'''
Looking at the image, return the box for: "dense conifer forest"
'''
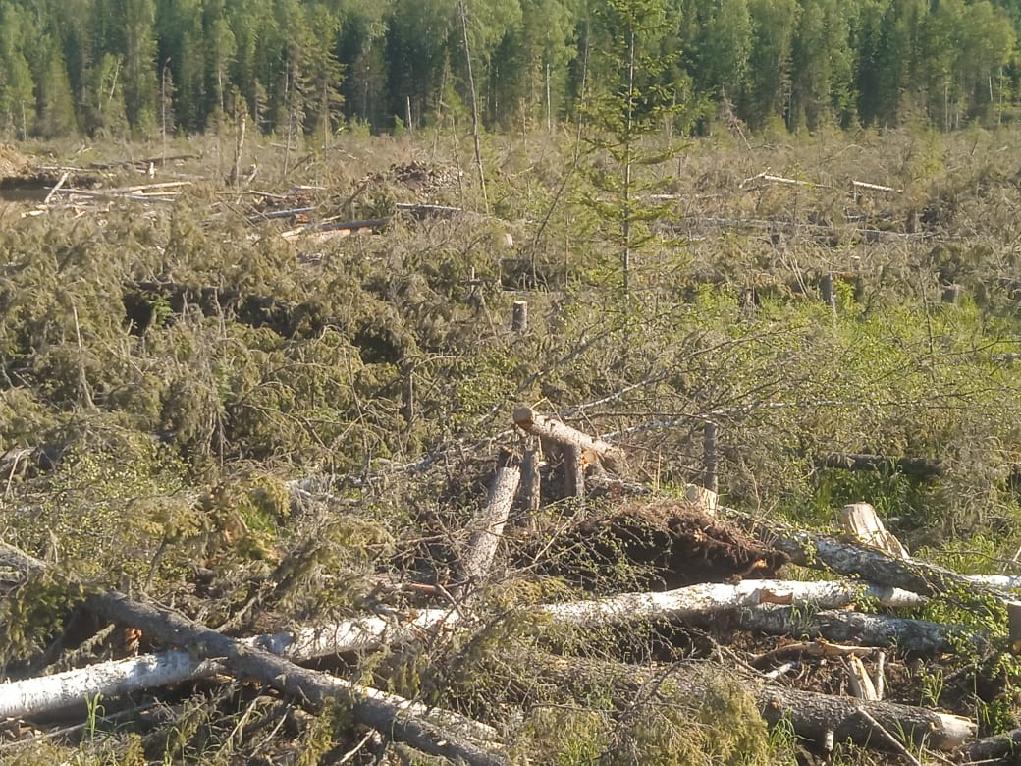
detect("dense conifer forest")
[0,0,1020,138]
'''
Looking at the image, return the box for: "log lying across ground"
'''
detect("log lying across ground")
[512,406,628,473]
[0,544,505,766]
[954,728,1021,763]
[87,592,506,766]
[544,655,976,752]
[816,452,944,479]
[721,507,1012,609]
[719,603,983,654]
[0,579,939,720]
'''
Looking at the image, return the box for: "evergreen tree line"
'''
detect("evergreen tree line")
[0,0,1018,139]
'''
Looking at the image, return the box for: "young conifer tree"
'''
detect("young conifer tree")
[582,0,686,307]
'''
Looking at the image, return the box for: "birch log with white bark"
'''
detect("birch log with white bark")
[512,406,627,473]
[0,579,926,720]
[459,459,521,591]
[718,604,983,654]
[0,544,504,766]
[86,591,505,766]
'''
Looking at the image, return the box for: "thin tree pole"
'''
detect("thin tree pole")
[458,0,489,214]
[622,26,636,304]
[546,62,553,134]
[161,59,171,167]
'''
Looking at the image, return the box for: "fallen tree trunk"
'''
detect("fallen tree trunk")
[0,544,505,766]
[512,406,627,473]
[544,655,976,752]
[92,594,505,765]
[458,456,521,593]
[0,579,927,719]
[536,579,926,624]
[721,507,1010,611]
[721,604,983,655]
[954,728,1021,763]
[817,452,943,479]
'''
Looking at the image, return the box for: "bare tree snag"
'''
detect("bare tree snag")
[231,104,246,190]
[512,406,627,473]
[721,507,1011,611]
[703,421,719,492]
[839,503,909,559]
[563,444,585,498]
[511,300,528,332]
[458,456,522,593]
[457,0,489,214]
[544,656,976,752]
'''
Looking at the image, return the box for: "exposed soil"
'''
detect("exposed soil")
[530,500,789,590]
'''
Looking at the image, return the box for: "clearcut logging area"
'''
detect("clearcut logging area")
[5,128,1021,766]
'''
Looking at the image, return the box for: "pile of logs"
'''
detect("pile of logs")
[3,407,1021,764]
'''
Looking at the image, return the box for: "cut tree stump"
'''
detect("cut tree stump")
[563,444,585,498]
[521,442,541,514]
[847,655,880,701]
[684,484,719,515]
[839,503,910,559]
[510,300,528,332]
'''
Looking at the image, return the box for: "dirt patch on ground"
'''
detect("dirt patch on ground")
[531,500,789,590]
